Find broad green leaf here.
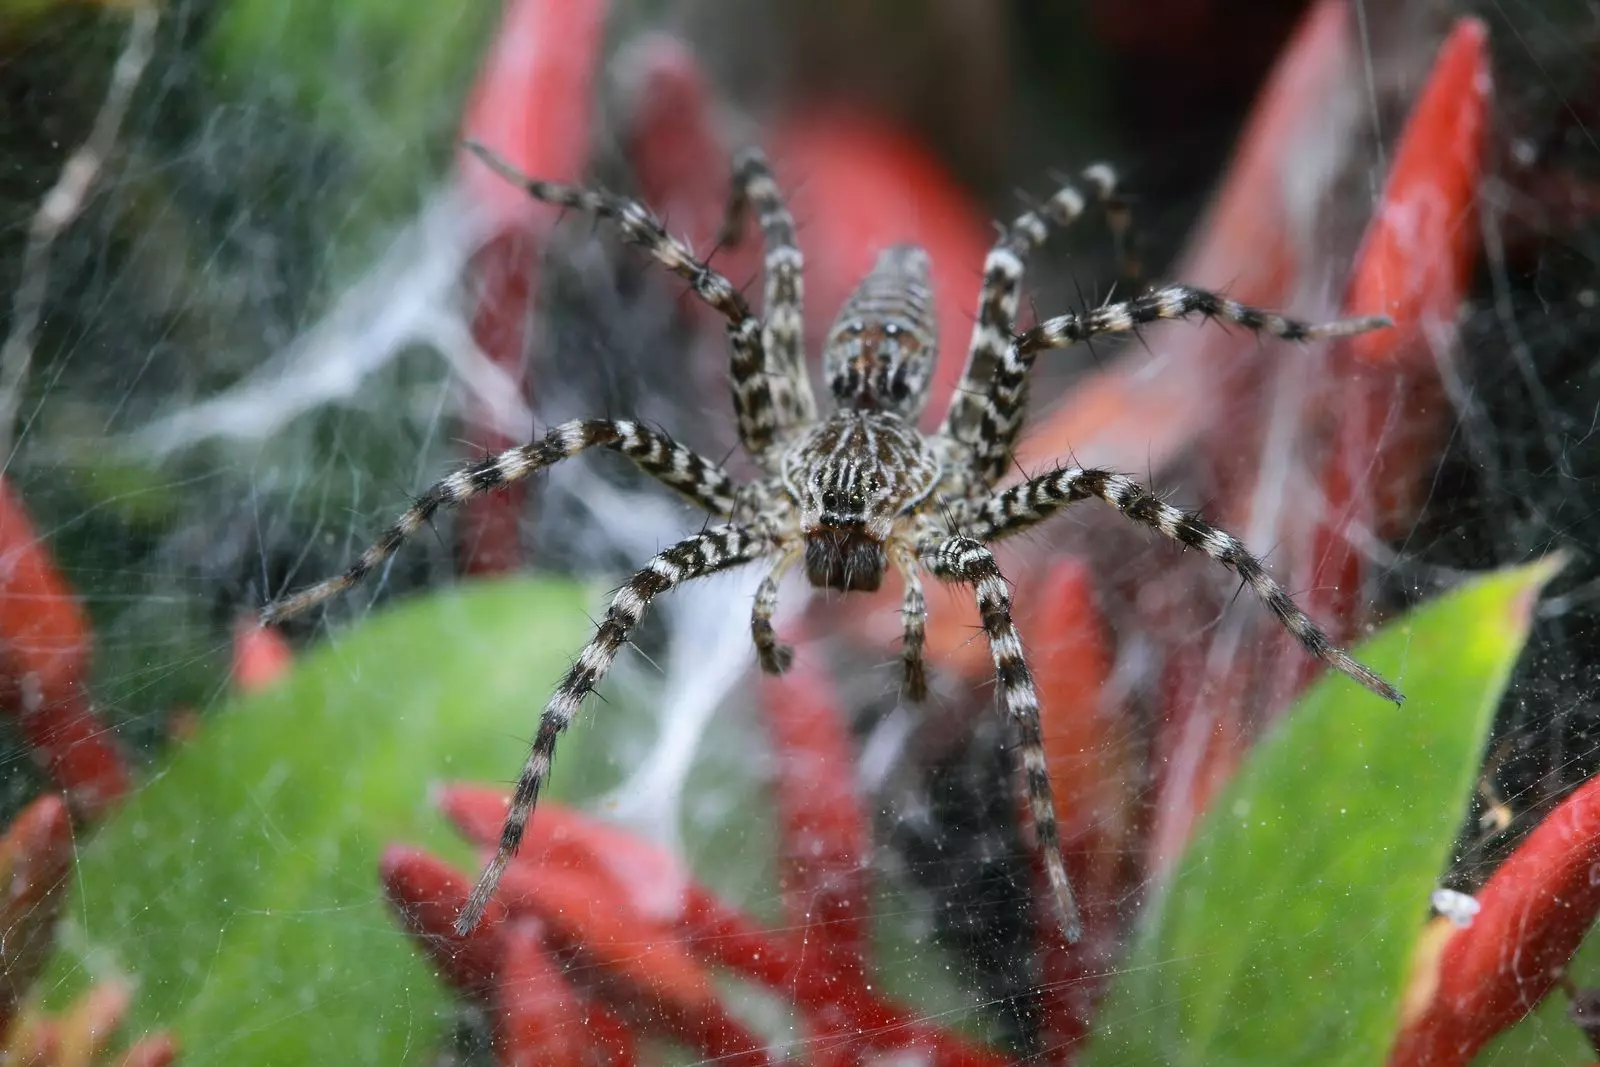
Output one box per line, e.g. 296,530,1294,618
1082,560,1558,1067
43,578,750,1065
43,574,981,1063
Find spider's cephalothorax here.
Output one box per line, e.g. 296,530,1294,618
785,245,942,591
262,141,1402,945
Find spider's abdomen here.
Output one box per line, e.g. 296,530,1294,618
781,410,940,592
824,244,938,419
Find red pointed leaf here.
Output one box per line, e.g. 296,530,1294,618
379,845,507,996
1390,773,1600,1067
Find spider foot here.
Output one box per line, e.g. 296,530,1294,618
902,657,928,703
755,636,795,675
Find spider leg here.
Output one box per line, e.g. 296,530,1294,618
938,165,1122,487
892,544,928,701
260,419,738,625
721,147,818,430
970,466,1403,703
752,546,800,674
466,141,781,458
921,534,1081,943
952,288,1393,486
458,522,775,934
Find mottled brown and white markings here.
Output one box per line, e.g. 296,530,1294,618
263,141,1402,944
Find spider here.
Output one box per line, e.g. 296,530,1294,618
261,140,1403,944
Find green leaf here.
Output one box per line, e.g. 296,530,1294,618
43,578,649,1065
1082,560,1558,1067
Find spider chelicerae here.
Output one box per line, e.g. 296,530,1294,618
262,140,1404,943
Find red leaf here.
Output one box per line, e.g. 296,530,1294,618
455,0,608,576
758,654,871,978
1029,559,1132,1049
230,619,292,693
0,477,129,816
512,866,772,1067
1390,773,1600,1067
492,918,595,1067
379,845,507,997
1295,16,1490,695
0,794,74,1032
118,1033,180,1067
621,34,737,254
437,788,690,925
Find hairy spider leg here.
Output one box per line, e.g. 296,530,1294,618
970,465,1403,704
457,522,775,934
721,146,818,431
921,534,1082,943
259,419,735,625
751,545,801,674
964,286,1392,487
465,141,783,460
892,543,929,701
940,164,1123,492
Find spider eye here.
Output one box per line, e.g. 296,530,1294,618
820,489,841,512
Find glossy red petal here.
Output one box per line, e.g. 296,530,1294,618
1343,18,1489,371
378,845,506,997
0,794,74,1030
0,477,129,816
1390,774,1600,1067
455,0,608,576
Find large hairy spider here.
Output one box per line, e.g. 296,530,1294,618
262,141,1402,943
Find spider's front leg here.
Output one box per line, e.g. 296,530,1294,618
954,287,1392,492
922,534,1082,943
751,548,799,674
260,419,738,624
457,522,776,935
938,164,1125,489
970,465,1403,703
720,147,818,432
892,544,929,702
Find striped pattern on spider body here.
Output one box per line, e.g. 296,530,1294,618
262,140,1401,944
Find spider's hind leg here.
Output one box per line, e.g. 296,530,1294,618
969,465,1403,704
